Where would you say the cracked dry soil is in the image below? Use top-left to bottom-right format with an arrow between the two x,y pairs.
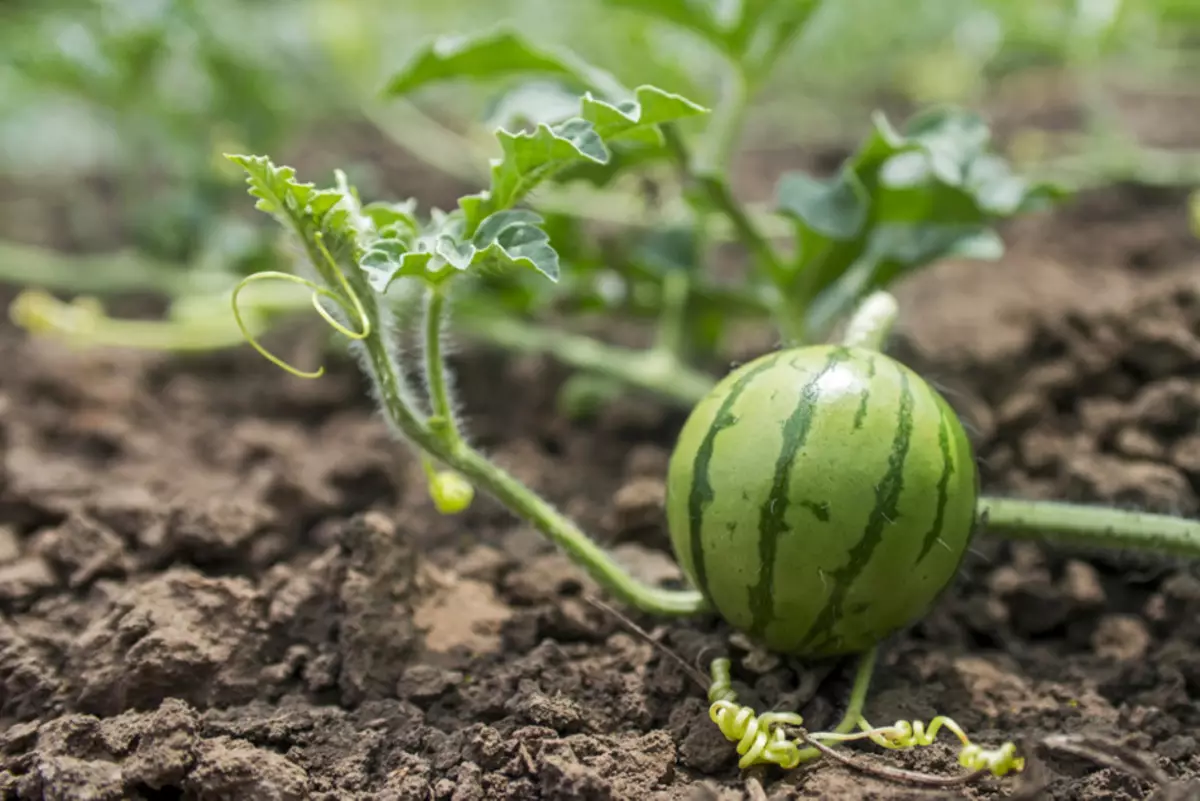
1,184 -> 1200,800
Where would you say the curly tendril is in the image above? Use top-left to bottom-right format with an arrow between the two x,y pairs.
706,658 -> 1025,778
830,717 -> 1025,777
707,658 -> 807,769
232,232 -> 370,379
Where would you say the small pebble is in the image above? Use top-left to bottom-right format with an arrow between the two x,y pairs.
1091,615 -> 1151,662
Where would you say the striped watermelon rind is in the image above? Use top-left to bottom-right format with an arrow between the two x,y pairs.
665,345 -> 979,657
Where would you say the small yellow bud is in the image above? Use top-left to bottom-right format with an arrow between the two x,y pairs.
429,470 -> 474,514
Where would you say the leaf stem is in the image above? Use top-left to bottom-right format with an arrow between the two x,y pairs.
457,313 -> 716,407
794,645 -> 878,763
694,62 -> 750,177
443,440 -> 708,615
686,163 -> 786,284
978,497 -> 1200,559
840,291 -> 899,352
423,287 -> 461,444
654,270 -> 690,358
354,280 -> 708,617
660,125 -> 796,325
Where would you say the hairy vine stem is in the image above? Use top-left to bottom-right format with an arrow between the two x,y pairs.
334,269 -> 709,616
839,291 -> 898,352
422,288 -> 460,443
979,497 -> 1200,559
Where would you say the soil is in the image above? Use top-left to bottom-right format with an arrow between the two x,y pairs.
3,108 -> 1200,801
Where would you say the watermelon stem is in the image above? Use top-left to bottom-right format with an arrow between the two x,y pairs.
791,645 -> 878,763
840,291 -> 899,352
978,497 -> 1200,558
408,284 -> 711,615
422,287 -> 461,445
456,313 -> 716,407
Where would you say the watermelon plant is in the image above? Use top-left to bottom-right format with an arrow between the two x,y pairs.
12,7 -> 1200,785
7,5 -> 1068,417
193,23 -> 1200,784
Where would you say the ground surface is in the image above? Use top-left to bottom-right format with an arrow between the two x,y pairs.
2,117 -> 1200,800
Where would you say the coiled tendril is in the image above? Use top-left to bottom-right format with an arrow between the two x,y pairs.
707,658 -> 806,769
706,657 -> 1025,779
858,717 -> 1024,776
816,716 -> 1025,777
233,231 -> 370,378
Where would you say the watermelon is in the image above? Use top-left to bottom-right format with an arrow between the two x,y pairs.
665,345 -> 979,658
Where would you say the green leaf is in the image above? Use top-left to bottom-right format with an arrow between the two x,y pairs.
773,107 -> 1064,340
602,0 -> 822,70
463,85 -> 708,230
385,26 -> 626,101
361,200 -> 421,240
360,209 -> 561,291
472,210 -> 561,281
226,154 -> 304,216
491,119 -> 609,210
582,85 -> 708,147
599,0 -> 737,56
486,81 -> 584,131
776,170 -> 868,240
225,154 -> 356,252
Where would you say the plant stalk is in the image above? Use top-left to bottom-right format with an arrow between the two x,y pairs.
362,282 -> 707,618
423,288 -> 461,443
660,125 -> 804,343
839,291 -> 898,352
978,497 -> 1200,559
793,645 -> 878,763
654,270 -> 691,359
457,313 -> 716,406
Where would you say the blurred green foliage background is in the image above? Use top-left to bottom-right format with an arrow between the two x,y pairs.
1,0 -> 1197,292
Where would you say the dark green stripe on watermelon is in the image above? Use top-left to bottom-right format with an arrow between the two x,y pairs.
852,356 -> 875,430
748,347 -> 850,638
795,367 -> 914,653
915,402 -> 956,564
683,353 -> 783,599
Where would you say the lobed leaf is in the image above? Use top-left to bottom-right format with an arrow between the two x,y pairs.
386,28 -> 708,212
774,107 -> 1064,338
582,85 -> 709,147
471,209 -> 561,281
360,209 -> 561,291
384,26 -> 626,101
225,154 -> 355,250
486,81 -> 583,131
599,0 -> 737,56
461,85 -> 708,231
602,0 -> 822,70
